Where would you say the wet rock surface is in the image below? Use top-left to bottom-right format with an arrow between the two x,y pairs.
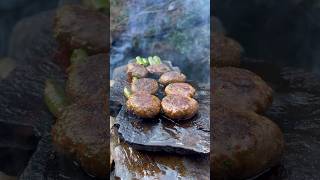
116,84 -> 209,154
111,128 -> 210,180
111,60 -> 209,154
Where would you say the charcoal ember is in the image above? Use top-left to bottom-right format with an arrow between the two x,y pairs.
111,128 -> 209,180
54,5 -> 109,54
115,84 -> 209,154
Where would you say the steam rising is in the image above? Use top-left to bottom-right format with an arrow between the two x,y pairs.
111,0 -> 210,82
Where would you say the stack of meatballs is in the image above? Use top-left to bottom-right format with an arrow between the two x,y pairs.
211,28 -> 285,178
125,57 -> 199,121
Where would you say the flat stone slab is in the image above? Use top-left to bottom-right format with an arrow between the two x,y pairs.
115,83 -> 210,154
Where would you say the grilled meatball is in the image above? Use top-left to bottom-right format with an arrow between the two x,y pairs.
165,83 -> 196,98
52,101 -> 108,178
213,67 -> 273,112
161,95 -> 199,120
54,5 -> 108,54
146,64 -> 171,76
127,63 -> 148,78
66,54 -> 107,101
126,93 -> 161,118
211,33 -> 242,67
131,78 -> 158,94
212,107 -> 284,179
159,71 -> 187,85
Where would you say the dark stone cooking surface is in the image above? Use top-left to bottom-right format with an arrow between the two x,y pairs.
115,84 -> 210,154
112,128 -> 210,180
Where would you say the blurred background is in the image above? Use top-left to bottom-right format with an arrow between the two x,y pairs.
214,1 -> 320,179
215,0 -> 320,75
0,0 -> 58,57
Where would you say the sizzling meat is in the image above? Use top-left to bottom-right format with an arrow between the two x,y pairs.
126,93 -> 161,118
161,95 -> 199,120
159,71 -> 186,85
165,82 -> 196,98
131,78 -> 158,94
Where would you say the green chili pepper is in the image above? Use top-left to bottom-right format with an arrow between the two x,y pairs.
142,58 -> 149,66
153,56 -> 162,64
70,49 -> 88,65
136,56 -> 144,65
124,87 -> 132,98
44,79 -> 70,118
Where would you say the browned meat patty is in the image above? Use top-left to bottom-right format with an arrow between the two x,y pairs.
159,71 -> 187,85
211,107 -> 284,179
131,78 -> 158,94
51,101 -> 108,178
127,63 -> 148,78
126,93 -> 161,118
211,32 -> 241,67
165,83 -> 196,98
66,53 -> 108,101
54,5 -> 108,54
146,64 -> 171,75
161,95 -> 199,120
213,67 -> 273,112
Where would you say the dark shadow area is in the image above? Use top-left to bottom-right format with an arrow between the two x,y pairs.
216,0 -> 320,75
213,1 -> 320,179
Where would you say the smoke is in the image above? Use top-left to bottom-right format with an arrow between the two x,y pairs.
111,0 -> 210,83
